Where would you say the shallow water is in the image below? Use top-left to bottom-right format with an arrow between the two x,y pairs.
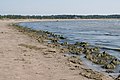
19,19 -> 120,74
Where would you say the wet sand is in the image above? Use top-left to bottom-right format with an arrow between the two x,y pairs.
0,19 -> 114,80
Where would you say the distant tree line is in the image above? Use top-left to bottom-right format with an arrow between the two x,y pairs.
0,15 -> 120,19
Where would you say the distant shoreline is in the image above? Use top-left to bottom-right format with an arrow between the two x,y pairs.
1,14 -> 120,20
1,18 -> 120,23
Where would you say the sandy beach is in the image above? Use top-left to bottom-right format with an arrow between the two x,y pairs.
0,19 -> 115,80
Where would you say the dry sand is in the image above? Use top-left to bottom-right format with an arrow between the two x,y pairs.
0,19 -> 114,80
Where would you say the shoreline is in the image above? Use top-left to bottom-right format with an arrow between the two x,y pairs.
14,19 -> 120,78
0,19 -> 117,80
17,19 -> 120,70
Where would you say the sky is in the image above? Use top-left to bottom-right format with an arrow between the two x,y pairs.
0,0 -> 120,15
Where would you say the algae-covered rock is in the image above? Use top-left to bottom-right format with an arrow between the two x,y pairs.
51,39 -> 58,43
111,59 -> 120,65
97,51 -> 114,60
104,63 -> 116,69
92,47 -> 100,52
68,56 -> 82,65
84,49 -> 91,54
59,36 -> 66,39
85,53 -> 93,61
75,42 -> 89,47
79,68 -> 104,80
61,42 -> 68,46
95,59 -> 107,65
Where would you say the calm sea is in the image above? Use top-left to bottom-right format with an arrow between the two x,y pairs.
19,19 -> 120,75
19,20 -> 120,59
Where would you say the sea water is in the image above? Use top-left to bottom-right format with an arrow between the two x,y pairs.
19,19 -> 120,75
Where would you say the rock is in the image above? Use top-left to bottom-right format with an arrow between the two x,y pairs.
61,42 -> 68,46
104,63 -> 116,69
95,60 -> 107,65
92,47 -> 100,52
74,42 -> 89,47
116,74 -> 120,80
85,53 -> 93,61
97,51 -> 114,60
60,48 -> 69,53
105,70 -> 114,73
69,48 -> 83,55
68,56 -> 82,65
111,59 -> 120,65
51,39 -> 58,43
79,69 -> 103,80
59,36 -> 66,39
97,53 -> 102,57
84,49 -> 91,54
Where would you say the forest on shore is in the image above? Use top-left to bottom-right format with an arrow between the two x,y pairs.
0,15 -> 120,19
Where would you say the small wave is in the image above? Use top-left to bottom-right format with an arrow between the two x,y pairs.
95,40 -> 111,44
97,45 -> 120,52
76,31 -> 119,37
96,43 -> 120,48
104,33 -> 119,36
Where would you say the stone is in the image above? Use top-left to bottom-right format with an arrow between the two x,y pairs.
111,59 -> 120,65
104,63 -> 116,69
116,74 -> 120,80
